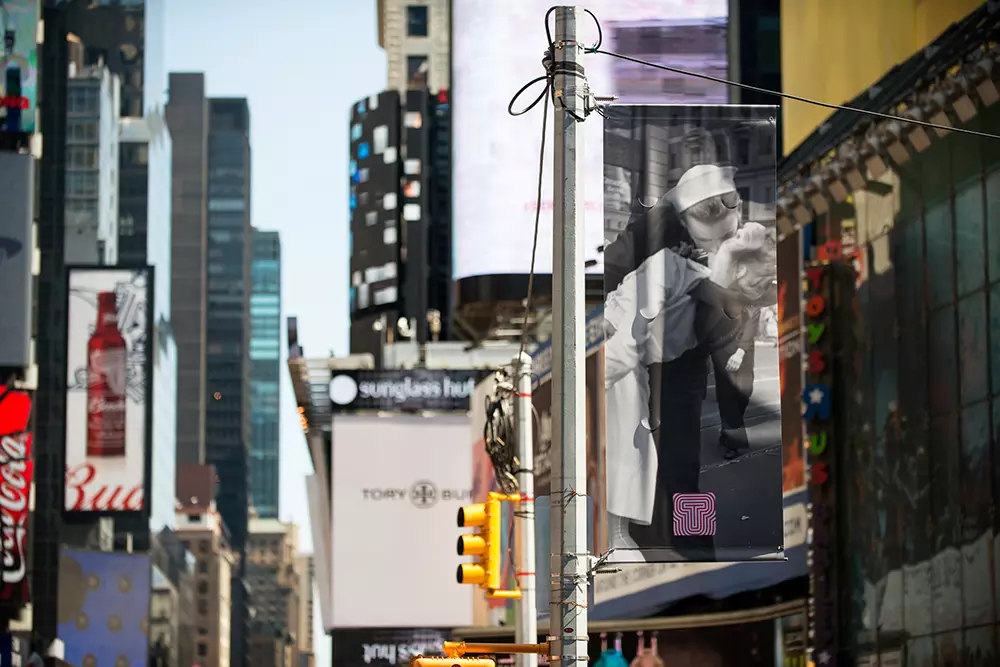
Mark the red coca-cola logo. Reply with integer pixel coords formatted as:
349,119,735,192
0,434,30,589
88,396,125,414
65,462,143,512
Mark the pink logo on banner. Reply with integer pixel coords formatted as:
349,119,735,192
673,493,716,536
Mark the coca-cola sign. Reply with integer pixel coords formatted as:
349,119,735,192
65,267,151,515
0,386,33,606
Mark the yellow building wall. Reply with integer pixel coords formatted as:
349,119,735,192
781,0,985,154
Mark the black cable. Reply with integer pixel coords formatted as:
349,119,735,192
594,48,1000,141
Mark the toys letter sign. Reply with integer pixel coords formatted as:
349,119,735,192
803,265,839,666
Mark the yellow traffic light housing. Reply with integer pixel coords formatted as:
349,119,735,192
410,658,496,667
456,492,522,600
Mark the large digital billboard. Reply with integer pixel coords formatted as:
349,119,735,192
57,549,152,667
330,413,473,628
452,0,729,281
0,0,38,135
65,267,153,515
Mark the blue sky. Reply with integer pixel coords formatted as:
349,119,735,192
164,0,386,662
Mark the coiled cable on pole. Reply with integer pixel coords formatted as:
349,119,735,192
483,369,520,495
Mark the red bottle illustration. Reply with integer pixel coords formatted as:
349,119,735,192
86,291,127,457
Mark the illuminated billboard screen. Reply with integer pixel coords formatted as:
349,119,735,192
65,267,153,515
452,0,729,282
0,0,38,135
57,549,151,667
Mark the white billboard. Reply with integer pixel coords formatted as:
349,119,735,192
452,0,729,280
331,413,474,628
65,268,152,514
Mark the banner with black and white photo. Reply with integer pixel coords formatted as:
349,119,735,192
602,105,783,563
329,368,490,413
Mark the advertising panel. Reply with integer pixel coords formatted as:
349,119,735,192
329,368,488,413
330,414,473,628
0,153,33,369
0,385,32,606
331,628,449,667
0,0,37,135
57,549,151,667
65,267,153,515
305,474,333,633
452,0,729,280
602,105,782,563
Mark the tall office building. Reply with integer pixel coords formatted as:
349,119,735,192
376,0,450,94
65,64,120,265
206,97,254,667
166,72,210,466
249,229,281,518
33,0,172,644
348,90,451,361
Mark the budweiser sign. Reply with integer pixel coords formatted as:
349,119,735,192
65,462,143,512
0,386,33,605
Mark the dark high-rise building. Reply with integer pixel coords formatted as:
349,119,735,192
348,89,451,363
249,229,281,519
206,97,253,667
32,0,172,645
166,72,210,466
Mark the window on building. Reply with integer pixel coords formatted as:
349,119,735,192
66,172,98,197
197,643,208,657
406,5,429,36
198,559,208,574
197,599,209,616
198,580,210,595
407,56,429,88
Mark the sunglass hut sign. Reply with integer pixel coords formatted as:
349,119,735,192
330,370,481,412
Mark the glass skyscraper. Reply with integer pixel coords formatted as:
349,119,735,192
250,229,281,519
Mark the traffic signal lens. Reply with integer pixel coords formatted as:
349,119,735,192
457,534,486,556
457,503,487,527
457,563,486,586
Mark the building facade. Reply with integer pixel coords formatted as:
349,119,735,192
376,0,450,94
176,463,237,667
65,64,120,265
777,3,1000,664
118,110,177,535
32,0,173,643
166,71,210,467
206,96,254,667
293,553,315,661
250,229,282,519
247,520,302,667
349,90,451,361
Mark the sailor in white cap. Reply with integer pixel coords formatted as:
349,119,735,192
603,162,770,561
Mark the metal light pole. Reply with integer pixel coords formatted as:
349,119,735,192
549,7,589,667
513,351,537,667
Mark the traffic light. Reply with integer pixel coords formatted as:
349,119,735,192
456,492,522,599
410,658,496,667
